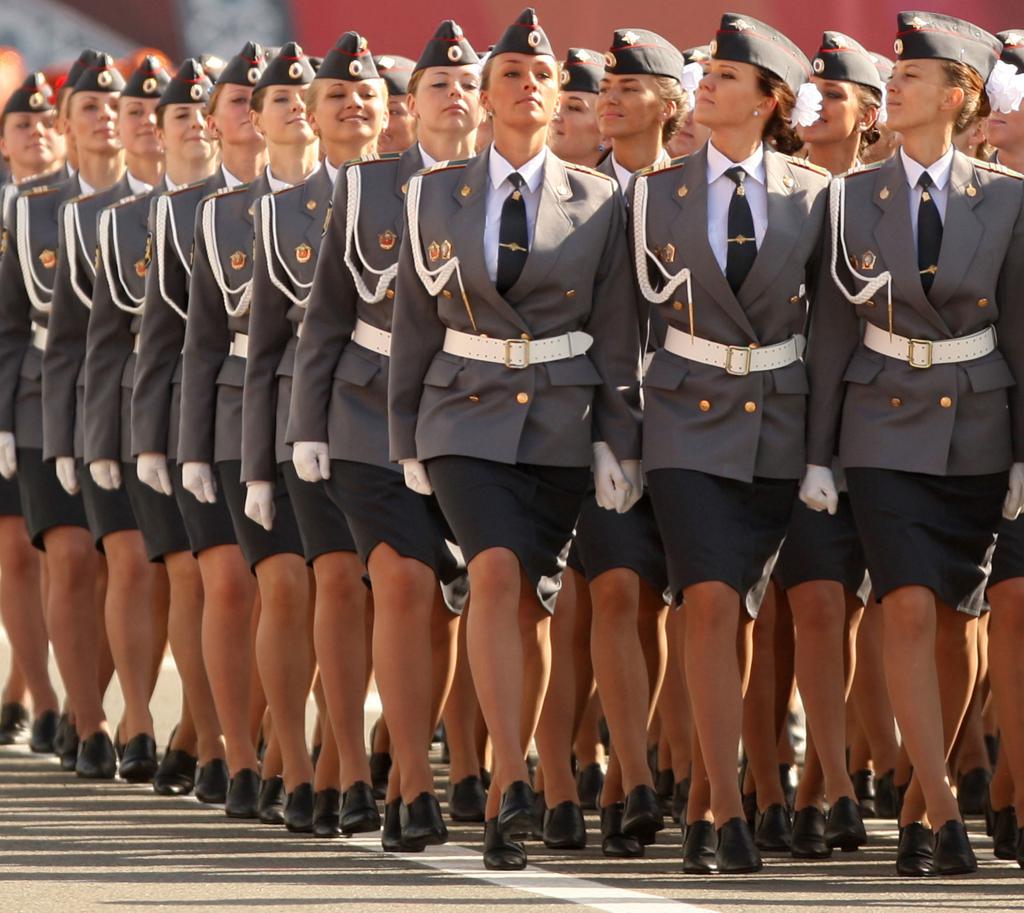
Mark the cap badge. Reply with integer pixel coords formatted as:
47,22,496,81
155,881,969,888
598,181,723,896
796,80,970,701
893,39,904,56
733,19,751,31
619,31,640,46
527,30,542,49
379,230,396,251
908,16,928,30
604,52,617,68
142,77,157,94
29,92,44,109
97,69,113,88
189,83,205,101
812,58,825,73
349,60,363,77
295,243,312,263
288,62,303,80
448,46,464,63
230,250,247,270
247,67,260,85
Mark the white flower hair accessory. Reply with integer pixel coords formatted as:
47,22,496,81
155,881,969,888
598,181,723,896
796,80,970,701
681,62,704,98
791,81,823,127
986,59,1024,114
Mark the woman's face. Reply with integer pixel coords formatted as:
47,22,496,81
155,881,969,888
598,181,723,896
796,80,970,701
884,58,959,134
158,102,213,165
252,85,315,146
695,59,772,130
482,53,559,131
208,83,262,147
549,90,601,162
117,95,163,160
379,93,416,153
409,66,481,137
0,110,62,176
666,100,711,157
69,91,119,156
798,77,868,146
597,72,670,141
309,78,387,149
988,106,1024,156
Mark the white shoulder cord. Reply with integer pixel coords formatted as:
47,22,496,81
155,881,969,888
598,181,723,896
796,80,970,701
260,194,310,308
344,166,399,304
98,207,145,314
15,194,54,313
631,175,693,306
163,194,192,279
155,195,187,320
828,177,893,338
63,202,93,308
72,200,95,279
201,195,251,318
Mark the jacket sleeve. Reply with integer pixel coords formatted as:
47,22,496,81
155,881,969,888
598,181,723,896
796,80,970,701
0,205,31,435
995,188,1024,464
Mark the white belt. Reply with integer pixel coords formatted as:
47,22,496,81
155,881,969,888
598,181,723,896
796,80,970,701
31,322,47,351
230,332,249,359
352,318,391,357
442,327,593,369
863,322,996,369
663,325,804,376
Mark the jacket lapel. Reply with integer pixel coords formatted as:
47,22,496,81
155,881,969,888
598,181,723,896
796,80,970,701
299,168,330,248
927,151,983,313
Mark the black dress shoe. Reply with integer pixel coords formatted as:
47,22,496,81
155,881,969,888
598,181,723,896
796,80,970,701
825,796,867,852
119,734,158,782
682,820,718,874
672,777,691,824
479,767,492,790
791,806,830,859
852,769,876,818
530,790,546,841
1016,826,1024,868
54,712,70,756
622,784,664,845
369,751,392,800
992,807,1019,860
656,769,675,809
0,702,29,744
400,792,448,848
576,762,604,811
497,780,536,839
225,768,260,818
957,768,991,817
60,725,80,772
29,710,59,754
313,789,341,838
716,817,763,873
754,803,792,853
896,822,934,876
600,803,644,858
382,799,423,853
341,780,381,834
258,776,286,824
543,801,586,849
195,759,229,803
75,730,117,779
449,775,487,822
741,791,758,827
874,769,899,819
153,748,197,796
284,782,315,833
483,817,527,870
933,819,977,875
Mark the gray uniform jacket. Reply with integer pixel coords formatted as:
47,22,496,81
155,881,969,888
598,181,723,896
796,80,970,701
42,172,134,460
287,147,424,473
630,144,830,483
0,173,85,450
388,149,642,467
806,151,1024,476
241,165,333,483
132,171,226,461
83,179,166,465
178,171,272,465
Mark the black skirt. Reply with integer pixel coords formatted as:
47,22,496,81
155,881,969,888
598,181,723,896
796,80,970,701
0,475,22,517
123,465,190,563
281,461,357,564
217,459,304,571
572,492,670,602
845,467,1005,617
428,456,589,614
775,493,871,604
172,461,238,555
16,447,89,549
326,460,466,614
990,516,1024,589
647,468,797,617
79,460,138,550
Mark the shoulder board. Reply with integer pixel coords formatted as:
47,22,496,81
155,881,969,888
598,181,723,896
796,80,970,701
782,155,830,178
107,191,151,211
167,178,214,197
203,184,248,206
842,160,884,179
973,159,1024,180
640,157,687,178
347,152,402,167
422,159,471,175
565,161,616,181
22,185,58,198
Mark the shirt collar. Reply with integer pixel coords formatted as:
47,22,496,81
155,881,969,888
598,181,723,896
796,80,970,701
325,158,340,187
266,166,292,193
489,144,547,193
706,140,765,185
221,164,244,189
164,174,182,192
127,171,152,195
610,148,669,194
77,173,96,195
900,145,954,191
418,144,438,170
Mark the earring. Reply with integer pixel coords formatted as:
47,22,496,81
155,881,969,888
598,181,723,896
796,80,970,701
753,110,760,117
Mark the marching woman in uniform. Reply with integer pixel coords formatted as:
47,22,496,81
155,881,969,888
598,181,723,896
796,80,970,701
243,31,387,839
804,13,1024,876
290,20,481,851
631,14,829,873
548,48,604,168
180,42,318,831
375,55,416,154
134,44,270,816
44,55,168,782
0,74,63,753
388,8,642,869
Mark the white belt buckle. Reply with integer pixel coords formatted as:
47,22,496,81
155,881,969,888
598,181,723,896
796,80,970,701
503,338,530,369
907,338,933,369
725,345,752,376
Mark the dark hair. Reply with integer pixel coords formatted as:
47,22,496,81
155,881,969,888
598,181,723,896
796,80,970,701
852,84,882,155
942,60,990,134
756,67,803,155
654,75,685,143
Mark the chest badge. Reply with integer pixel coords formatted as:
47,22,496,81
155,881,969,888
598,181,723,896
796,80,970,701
230,250,247,271
428,241,441,261
879,186,890,201
660,243,676,264
295,243,312,264
38,248,56,270
379,230,396,251
440,240,453,260
135,258,147,277
861,250,877,271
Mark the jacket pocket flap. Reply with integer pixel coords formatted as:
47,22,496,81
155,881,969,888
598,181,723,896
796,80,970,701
333,345,380,387
422,354,464,388
545,356,603,387
842,349,884,385
771,361,809,395
642,351,689,391
215,355,246,388
965,357,1016,393
18,349,42,382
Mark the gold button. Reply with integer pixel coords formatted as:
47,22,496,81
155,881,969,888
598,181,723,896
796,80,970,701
890,397,902,407
565,289,576,298
748,343,759,349
468,394,480,403
516,392,529,405
789,295,800,304
744,401,757,413
385,288,395,299
442,290,453,298
672,300,684,311
978,298,989,308
520,333,531,341
698,399,711,412
939,396,953,408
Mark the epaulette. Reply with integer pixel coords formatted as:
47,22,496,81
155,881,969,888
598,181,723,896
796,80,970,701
565,161,616,182
842,160,884,179
347,152,402,167
203,184,249,206
639,157,686,177
167,178,214,197
782,154,830,178
107,191,151,210
973,158,1024,180
21,185,58,198
422,158,471,175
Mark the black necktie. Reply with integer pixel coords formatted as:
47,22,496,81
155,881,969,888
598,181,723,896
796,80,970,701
917,173,942,295
725,166,757,294
496,172,528,296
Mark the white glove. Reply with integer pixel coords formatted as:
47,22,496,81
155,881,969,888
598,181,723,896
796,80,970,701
1003,462,1024,520
0,432,16,479
244,480,275,531
799,464,839,515
55,456,79,496
137,452,173,496
182,461,217,504
593,441,632,513
292,441,330,483
401,458,433,496
89,459,122,491
619,460,644,514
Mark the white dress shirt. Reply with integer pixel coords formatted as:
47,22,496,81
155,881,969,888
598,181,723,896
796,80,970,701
77,173,96,196
126,171,152,195
705,141,768,274
325,158,340,187
610,148,669,197
221,164,245,189
418,144,438,169
900,145,953,247
484,145,547,283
